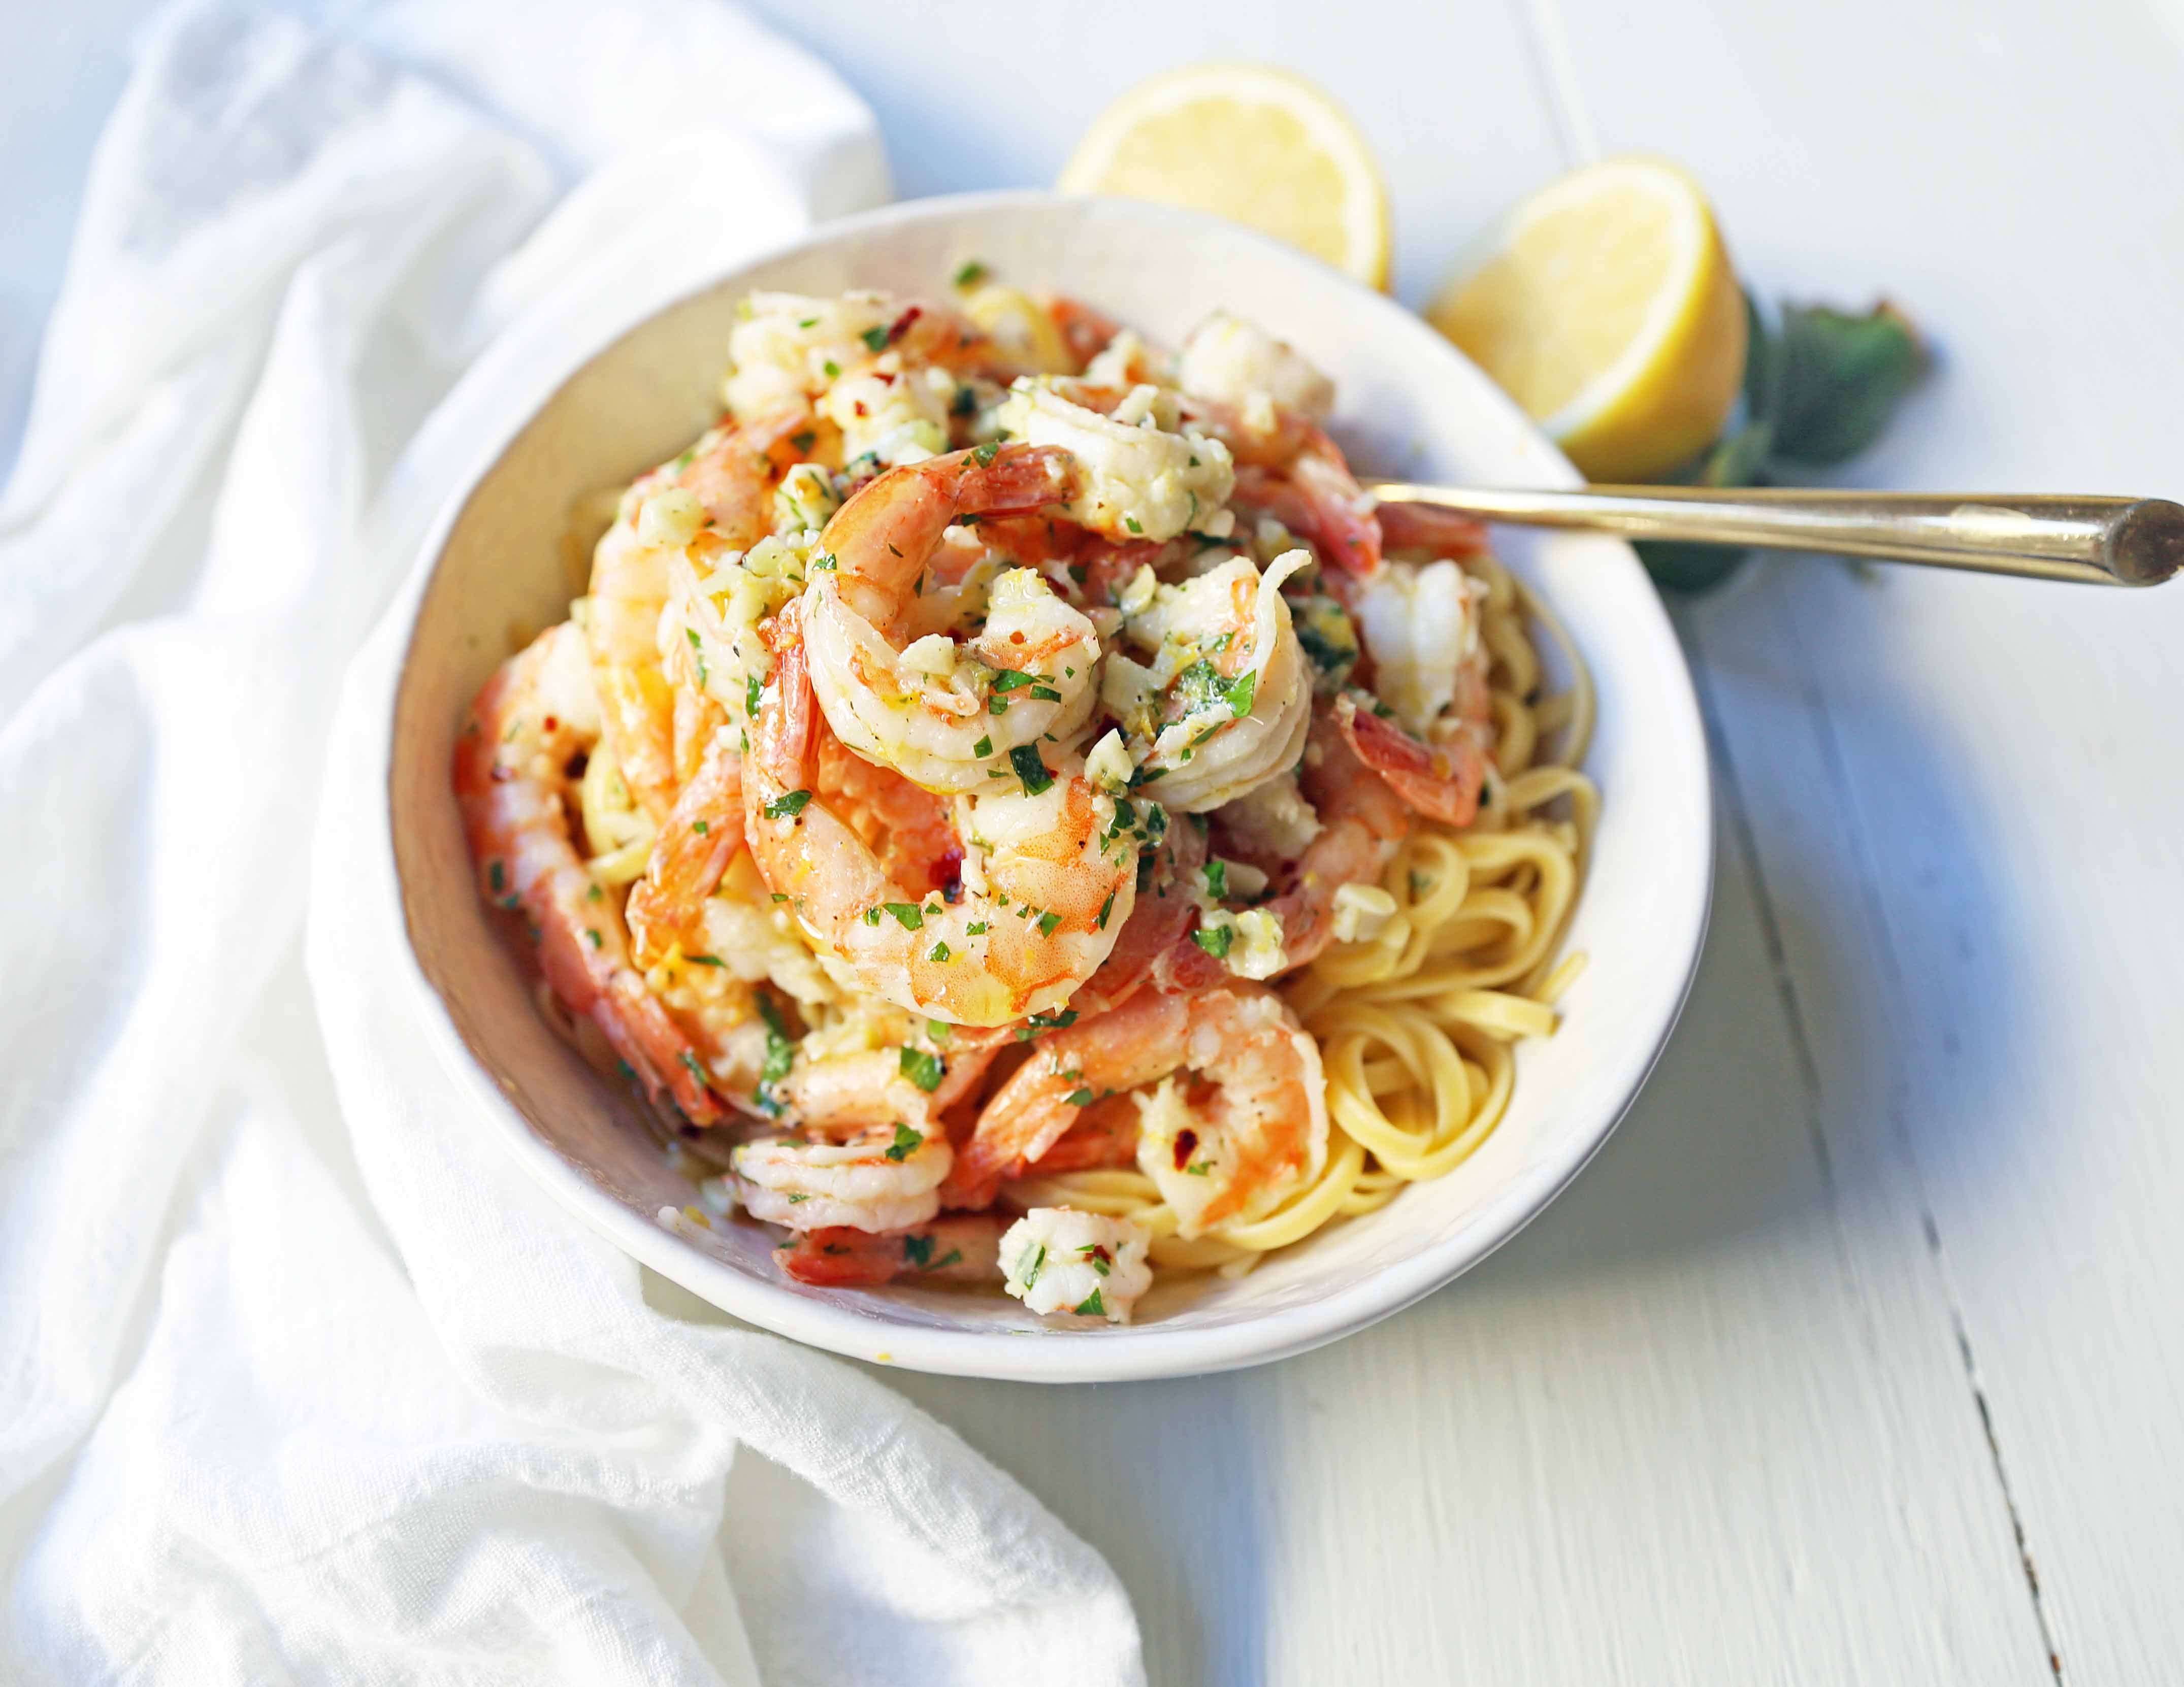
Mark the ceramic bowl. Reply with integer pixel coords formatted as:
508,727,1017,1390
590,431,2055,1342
380,192,1711,1382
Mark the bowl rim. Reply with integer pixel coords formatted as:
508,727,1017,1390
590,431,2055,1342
373,188,1715,1383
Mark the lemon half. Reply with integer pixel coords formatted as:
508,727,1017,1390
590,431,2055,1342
1059,64,1391,289
1428,158,1746,482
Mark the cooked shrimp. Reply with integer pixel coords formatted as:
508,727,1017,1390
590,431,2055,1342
1344,556,1493,828
745,602,1140,1026
1165,712,1413,991
1071,803,1205,1016
996,381,1235,544
802,445,1105,792
1336,694,1487,829
773,1214,1006,1287
1102,550,1313,811
453,623,722,1126
626,725,744,966
588,406,805,820
723,292,1017,423
778,1031,1005,1135
999,1207,1154,1322
731,1123,953,1233
952,983,1327,1229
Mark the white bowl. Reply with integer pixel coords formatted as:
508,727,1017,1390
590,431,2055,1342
380,192,1711,1383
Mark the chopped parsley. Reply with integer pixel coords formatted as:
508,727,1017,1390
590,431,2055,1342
822,359,841,378
584,929,602,949
1009,744,1054,796
860,325,890,352
1192,923,1234,960
688,953,725,967
790,429,816,453
989,667,1039,693
882,902,924,930
1073,1288,1106,1317
1064,1086,1094,1107
1020,1243,1047,1288
967,921,990,936
763,789,812,819
952,259,988,288
951,385,978,418
686,625,707,685
928,940,951,962
1124,516,1143,534
1037,910,1061,936
487,860,505,892
971,440,1001,467
973,734,993,757
898,1046,946,1093
746,674,762,716
1097,891,1115,930
1203,859,1227,899
885,1122,924,1162
692,820,708,835
810,552,837,571
754,992,795,1109
934,1248,963,1268
903,1233,935,1268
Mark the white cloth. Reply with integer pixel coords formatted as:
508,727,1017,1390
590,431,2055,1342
0,4,1146,1682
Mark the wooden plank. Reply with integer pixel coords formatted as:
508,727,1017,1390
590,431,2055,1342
1557,0,2184,1675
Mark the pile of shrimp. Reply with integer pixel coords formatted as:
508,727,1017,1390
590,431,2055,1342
453,281,1504,1324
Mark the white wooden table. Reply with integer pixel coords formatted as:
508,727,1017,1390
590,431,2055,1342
11,2,2181,1680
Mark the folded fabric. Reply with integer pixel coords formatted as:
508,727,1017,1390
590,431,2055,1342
0,4,1144,1681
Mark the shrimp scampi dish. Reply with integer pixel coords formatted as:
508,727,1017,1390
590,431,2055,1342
456,278,1599,1325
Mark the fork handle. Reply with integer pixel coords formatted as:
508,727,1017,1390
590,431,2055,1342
1363,483,2184,587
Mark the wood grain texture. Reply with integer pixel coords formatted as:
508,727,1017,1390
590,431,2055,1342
1559,0,2184,1675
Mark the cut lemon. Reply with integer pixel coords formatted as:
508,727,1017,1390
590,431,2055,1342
1427,158,1746,482
1059,65,1391,289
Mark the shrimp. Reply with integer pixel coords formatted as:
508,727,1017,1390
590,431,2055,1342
453,623,722,1126
1337,694,1487,829
1102,550,1314,811
801,444,1105,793
588,406,806,820
1070,803,1205,1017
732,1123,953,1233
1228,448,1382,580
778,1030,1005,1136
1163,712,1414,991
950,983,1327,1229
773,1214,1006,1287
745,602,1140,1026
625,725,744,966
1344,556,1494,827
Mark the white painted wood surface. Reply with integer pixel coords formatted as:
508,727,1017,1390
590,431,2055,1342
10,1,2180,1679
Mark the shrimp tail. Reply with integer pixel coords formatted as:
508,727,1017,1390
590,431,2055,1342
1337,695,1485,828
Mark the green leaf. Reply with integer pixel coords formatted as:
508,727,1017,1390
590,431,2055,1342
903,1233,935,1267
882,902,925,930
1073,1288,1105,1317
1771,300,1927,466
763,789,812,819
885,1122,925,1162
1192,923,1233,960
1009,744,1054,796
898,1046,945,1093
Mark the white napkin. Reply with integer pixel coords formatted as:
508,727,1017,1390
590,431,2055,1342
0,4,1145,1682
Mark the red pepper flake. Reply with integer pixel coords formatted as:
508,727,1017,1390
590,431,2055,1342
542,715,558,732
888,305,922,343
853,401,869,418
1172,1127,1199,1171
